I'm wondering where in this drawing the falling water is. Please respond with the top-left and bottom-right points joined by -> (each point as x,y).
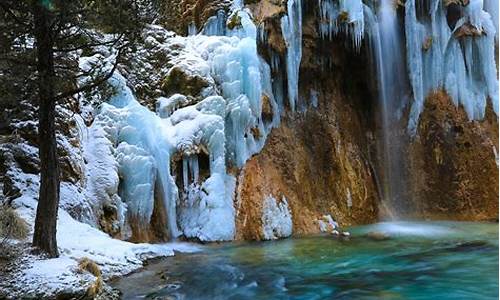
372,0 -> 408,219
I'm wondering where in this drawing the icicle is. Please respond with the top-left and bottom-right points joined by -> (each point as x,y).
310,89 -> 319,108
182,156 -> 189,190
188,23 -> 197,36
281,0 -> 303,112
270,51 -> 280,73
257,23 -> 267,45
484,0 -> 499,41
405,0 -> 429,135
404,0 -> 499,134
317,0 -> 365,49
202,10 -> 227,36
189,155 -> 199,184
260,57 -> 281,128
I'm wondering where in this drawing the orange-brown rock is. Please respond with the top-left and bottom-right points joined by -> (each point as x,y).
454,23 -> 484,38
245,0 -> 284,23
407,90 -> 498,221
235,2 -> 381,240
235,107 -> 380,240
160,0 -> 231,35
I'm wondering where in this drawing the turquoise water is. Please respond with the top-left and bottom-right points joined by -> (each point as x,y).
114,222 -> 498,299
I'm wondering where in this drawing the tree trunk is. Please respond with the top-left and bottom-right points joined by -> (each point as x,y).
32,0 -> 60,258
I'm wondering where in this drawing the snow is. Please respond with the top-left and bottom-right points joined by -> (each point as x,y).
157,94 -> 190,118
261,195 -> 293,240
83,100 -> 126,231
2,191 -> 198,299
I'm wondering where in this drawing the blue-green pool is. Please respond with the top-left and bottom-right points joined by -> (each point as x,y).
114,222 -> 498,299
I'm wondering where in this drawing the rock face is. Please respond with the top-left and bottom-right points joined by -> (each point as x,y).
234,2 -> 380,240
1,0 -> 498,248
407,91 -> 499,221
233,0 -> 499,240
235,112 -> 379,239
159,0 -> 231,35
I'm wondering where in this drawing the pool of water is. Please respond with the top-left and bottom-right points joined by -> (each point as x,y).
114,222 -> 498,299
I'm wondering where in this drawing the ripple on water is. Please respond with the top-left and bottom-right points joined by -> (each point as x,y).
113,222 -> 498,300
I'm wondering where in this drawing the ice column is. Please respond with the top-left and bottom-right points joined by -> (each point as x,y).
281,0 -> 303,112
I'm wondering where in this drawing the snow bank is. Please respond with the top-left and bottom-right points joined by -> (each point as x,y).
0,191 -> 198,299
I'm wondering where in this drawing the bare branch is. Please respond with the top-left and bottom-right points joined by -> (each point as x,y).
54,45 -> 125,101
54,33 -> 123,53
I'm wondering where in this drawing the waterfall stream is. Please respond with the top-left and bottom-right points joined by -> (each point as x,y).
370,0 -> 408,219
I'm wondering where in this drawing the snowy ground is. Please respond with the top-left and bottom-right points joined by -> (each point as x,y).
0,187 -> 199,299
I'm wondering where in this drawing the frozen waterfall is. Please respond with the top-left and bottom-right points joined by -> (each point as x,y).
405,0 -> 499,134
88,4 -> 289,242
95,72 -> 181,239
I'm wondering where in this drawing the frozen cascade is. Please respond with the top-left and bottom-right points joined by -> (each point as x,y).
202,10 -> 227,36
155,6 -> 280,240
193,8 -> 279,167
188,23 -> 198,36
96,72 -> 181,239
405,0 -> 499,134
317,0 -> 365,49
281,0 -> 303,111
165,94 -> 235,241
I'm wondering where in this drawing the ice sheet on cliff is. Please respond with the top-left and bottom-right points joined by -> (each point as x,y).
316,0 -> 498,133
405,0 -> 499,134
84,7 -> 282,242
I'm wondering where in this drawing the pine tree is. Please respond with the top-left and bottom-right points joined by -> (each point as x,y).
1,0 -> 145,257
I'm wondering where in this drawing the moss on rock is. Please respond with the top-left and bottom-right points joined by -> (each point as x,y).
161,67 -> 209,98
